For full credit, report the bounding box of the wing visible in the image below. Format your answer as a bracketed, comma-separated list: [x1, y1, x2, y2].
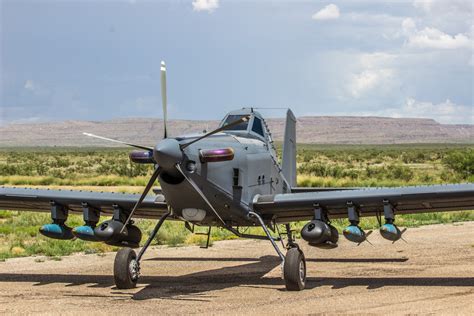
[253, 183, 474, 223]
[0, 186, 168, 219]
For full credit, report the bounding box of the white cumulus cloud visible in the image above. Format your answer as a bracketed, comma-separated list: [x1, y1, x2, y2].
[401, 17, 416, 34]
[312, 4, 340, 21]
[192, 0, 219, 12]
[407, 26, 471, 49]
[349, 69, 394, 98]
[347, 53, 397, 98]
[401, 14, 472, 50]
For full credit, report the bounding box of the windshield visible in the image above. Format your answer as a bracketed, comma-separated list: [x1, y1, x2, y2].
[251, 117, 264, 137]
[222, 115, 249, 131]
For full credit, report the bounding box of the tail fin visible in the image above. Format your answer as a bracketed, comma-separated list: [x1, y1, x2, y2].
[282, 109, 297, 188]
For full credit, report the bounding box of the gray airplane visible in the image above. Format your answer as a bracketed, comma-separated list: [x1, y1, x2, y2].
[1, 62, 473, 291]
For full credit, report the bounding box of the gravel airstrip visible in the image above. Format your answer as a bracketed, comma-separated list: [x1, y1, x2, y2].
[0, 222, 473, 315]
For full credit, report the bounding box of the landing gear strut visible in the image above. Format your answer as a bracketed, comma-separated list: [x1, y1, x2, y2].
[113, 211, 170, 289]
[248, 211, 306, 291]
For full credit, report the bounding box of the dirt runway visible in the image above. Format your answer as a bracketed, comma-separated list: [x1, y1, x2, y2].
[0, 222, 473, 315]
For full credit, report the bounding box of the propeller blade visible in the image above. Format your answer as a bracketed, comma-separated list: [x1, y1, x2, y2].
[175, 164, 226, 226]
[83, 133, 153, 151]
[161, 61, 168, 139]
[180, 115, 250, 150]
[120, 166, 162, 232]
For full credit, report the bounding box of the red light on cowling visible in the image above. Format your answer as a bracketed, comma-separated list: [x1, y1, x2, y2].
[199, 148, 235, 163]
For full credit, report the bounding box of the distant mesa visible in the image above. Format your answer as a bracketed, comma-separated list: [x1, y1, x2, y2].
[0, 116, 472, 146]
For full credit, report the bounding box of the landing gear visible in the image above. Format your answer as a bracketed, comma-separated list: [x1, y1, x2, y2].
[114, 248, 139, 289]
[113, 211, 170, 289]
[248, 211, 307, 291]
[284, 223, 306, 291]
[284, 247, 306, 291]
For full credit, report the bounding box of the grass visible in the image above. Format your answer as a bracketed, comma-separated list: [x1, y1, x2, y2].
[0, 212, 237, 260]
[1, 209, 472, 261]
[0, 144, 472, 260]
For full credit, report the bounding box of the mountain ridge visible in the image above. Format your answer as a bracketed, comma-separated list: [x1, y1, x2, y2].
[1, 116, 472, 146]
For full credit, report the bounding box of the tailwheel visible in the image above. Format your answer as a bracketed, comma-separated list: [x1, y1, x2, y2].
[284, 247, 306, 291]
[114, 248, 139, 289]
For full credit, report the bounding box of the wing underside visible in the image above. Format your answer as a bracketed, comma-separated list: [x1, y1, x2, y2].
[2, 184, 473, 223]
[0, 186, 168, 219]
[254, 183, 474, 223]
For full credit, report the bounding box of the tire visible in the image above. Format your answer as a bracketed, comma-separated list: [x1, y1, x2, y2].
[284, 247, 306, 291]
[114, 248, 139, 289]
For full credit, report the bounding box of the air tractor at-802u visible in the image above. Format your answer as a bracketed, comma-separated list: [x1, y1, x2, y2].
[1, 61, 473, 291]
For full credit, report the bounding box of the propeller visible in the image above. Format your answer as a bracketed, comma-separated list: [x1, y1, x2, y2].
[82, 60, 253, 231]
[82, 133, 153, 151]
[120, 115, 251, 229]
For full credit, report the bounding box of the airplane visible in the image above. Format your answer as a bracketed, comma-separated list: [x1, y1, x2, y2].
[0, 61, 473, 291]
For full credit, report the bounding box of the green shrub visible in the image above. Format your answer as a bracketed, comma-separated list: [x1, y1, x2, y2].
[443, 149, 474, 179]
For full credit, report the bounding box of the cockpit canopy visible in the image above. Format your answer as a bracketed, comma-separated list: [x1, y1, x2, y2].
[220, 109, 268, 140]
[222, 115, 249, 131]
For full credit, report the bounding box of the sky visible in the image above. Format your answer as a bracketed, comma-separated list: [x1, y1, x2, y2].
[1, 0, 473, 125]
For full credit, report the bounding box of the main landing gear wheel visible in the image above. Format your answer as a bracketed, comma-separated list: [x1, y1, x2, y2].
[114, 248, 139, 289]
[284, 247, 306, 291]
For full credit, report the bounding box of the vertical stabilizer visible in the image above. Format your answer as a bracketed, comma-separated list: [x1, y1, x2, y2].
[282, 109, 297, 187]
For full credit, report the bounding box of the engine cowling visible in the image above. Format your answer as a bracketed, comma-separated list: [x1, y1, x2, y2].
[301, 220, 339, 248]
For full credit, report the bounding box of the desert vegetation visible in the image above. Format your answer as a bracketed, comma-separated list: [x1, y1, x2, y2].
[0, 144, 473, 260]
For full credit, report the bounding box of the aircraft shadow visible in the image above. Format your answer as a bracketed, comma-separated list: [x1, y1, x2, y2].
[0, 255, 471, 301]
[146, 257, 409, 263]
[307, 258, 409, 263]
[306, 277, 474, 290]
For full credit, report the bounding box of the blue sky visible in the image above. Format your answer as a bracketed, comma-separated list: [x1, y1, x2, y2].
[1, 0, 472, 125]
